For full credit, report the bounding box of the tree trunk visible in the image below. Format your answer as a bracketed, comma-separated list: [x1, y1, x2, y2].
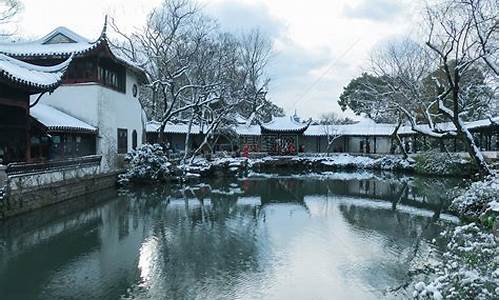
[396, 135, 408, 159]
[325, 142, 333, 156]
[454, 119, 492, 177]
[158, 122, 166, 143]
[182, 115, 194, 168]
[391, 119, 407, 159]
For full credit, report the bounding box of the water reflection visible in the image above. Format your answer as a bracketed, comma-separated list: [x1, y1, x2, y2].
[0, 172, 462, 300]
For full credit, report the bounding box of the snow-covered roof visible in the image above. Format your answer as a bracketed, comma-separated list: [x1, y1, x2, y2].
[146, 120, 260, 136]
[233, 114, 249, 125]
[464, 117, 499, 130]
[0, 53, 72, 92]
[397, 116, 499, 135]
[146, 121, 204, 134]
[0, 24, 147, 80]
[146, 120, 161, 132]
[261, 116, 310, 132]
[30, 104, 97, 133]
[304, 121, 396, 136]
[233, 124, 261, 136]
[0, 27, 101, 58]
[146, 116, 498, 137]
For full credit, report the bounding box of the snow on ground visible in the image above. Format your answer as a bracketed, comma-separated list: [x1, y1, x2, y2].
[119, 146, 416, 185]
[291, 153, 414, 170]
[412, 222, 498, 300]
[409, 175, 499, 300]
[450, 175, 499, 220]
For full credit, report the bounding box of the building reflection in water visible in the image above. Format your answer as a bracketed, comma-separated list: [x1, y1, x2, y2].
[0, 172, 460, 300]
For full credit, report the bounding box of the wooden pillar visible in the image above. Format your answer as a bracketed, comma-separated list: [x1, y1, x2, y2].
[295, 134, 298, 155]
[25, 106, 31, 162]
[373, 136, 377, 154]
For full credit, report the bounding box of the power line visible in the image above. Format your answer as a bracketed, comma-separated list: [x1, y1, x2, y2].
[291, 37, 362, 110]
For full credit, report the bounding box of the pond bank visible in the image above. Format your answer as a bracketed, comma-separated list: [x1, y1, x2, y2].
[117, 145, 499, 299]
[0, 174, 462, 299]
[118, 145, 482, 186]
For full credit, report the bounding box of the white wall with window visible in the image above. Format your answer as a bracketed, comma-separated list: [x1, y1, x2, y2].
[36, 69, 145, 171]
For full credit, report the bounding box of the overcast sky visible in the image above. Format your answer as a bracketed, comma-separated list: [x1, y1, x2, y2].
[14, 0, 424, 119]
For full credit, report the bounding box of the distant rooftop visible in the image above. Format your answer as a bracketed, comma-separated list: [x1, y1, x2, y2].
[261, 116, 310, 133]
[146, 116, 498, 137]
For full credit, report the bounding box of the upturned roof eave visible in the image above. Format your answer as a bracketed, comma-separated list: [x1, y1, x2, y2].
[0, 54, 73, 93]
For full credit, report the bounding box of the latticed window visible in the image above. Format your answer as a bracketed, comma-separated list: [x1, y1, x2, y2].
[117, 128, 128, 154]
[98, 63, 126, 93]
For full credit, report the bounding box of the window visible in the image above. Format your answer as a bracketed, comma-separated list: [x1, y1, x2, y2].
[98, 63, 126, 93]
[132, 130, 138, 150]
[117, 128, 128, 154]
[64, 60, 97, 83]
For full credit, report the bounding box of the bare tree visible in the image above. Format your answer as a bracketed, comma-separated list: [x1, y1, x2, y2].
[319, 112, 356, 125]
[422, 0, 497, 176]
[0, 0, 21, 37]
[236, 29, 277, 123]
[341, 23, 496, 176]
[110, 0, 219, 142]
[463, 0, 499, 76]
[322, 124, 342, 155]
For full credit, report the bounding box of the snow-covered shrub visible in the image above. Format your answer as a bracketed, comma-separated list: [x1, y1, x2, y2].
[414, 151, 476, 176]
[181, 156, 248, 178]
[413, 223, 498, 300]
[450, 175, 498, 227]
[370, 156, 415, 171]
[118, 144, 172, 185]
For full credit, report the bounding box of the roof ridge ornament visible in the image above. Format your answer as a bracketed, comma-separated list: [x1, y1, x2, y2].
[97, 15, 108, 41]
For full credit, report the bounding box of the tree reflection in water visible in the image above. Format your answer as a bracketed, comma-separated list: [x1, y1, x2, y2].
[0, 172, 461, 300]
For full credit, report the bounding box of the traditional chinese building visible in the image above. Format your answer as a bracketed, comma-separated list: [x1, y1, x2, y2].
[146, 115, 498, 156]
[0, 20, 148, 171]
[259, 116, 310, 154]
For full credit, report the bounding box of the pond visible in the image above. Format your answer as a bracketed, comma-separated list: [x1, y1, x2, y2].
[0, 171, 465, 300]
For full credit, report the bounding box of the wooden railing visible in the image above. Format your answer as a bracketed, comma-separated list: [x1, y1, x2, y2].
[6, 155, 102, 175]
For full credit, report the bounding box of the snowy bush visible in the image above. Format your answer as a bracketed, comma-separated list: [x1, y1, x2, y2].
[290, 154, 414, 171]
[370, 156, 415, 171]
[413, 223, 498, 300]
[118, 144, 172, 185]
[414, 151, 476, 176]
[450, 175, 499, 226]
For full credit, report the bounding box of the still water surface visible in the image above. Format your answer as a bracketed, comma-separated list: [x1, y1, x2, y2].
[0, 172, 464, 300]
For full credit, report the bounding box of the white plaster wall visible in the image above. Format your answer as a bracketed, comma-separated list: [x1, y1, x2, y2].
[375, 137, 392, 154]
[348, 136, 364, 153]
[97, 70, 145, 171]
[347, 136, 393, 154]
[33, 71, 145, 171]
[36, 83, 100, 126]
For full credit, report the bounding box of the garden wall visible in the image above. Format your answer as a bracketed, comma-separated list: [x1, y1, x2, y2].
[0, 156, 119, 219]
